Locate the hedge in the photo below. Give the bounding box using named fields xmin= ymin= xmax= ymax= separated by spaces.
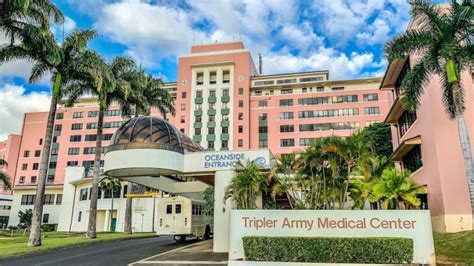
xmin=243 ymin=236 xmax=413 ymax=264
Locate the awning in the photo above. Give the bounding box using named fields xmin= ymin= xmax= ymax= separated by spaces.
xmin=379 ymin=57 xmax=408 ymax=90
xmin=390 ymin=135 xmax=422 ymax=161
xmin=384 ymin=97 xmax=404 ymax=123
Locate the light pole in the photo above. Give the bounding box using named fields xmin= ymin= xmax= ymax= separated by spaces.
xmin=141 ymin=213 xmax=144 ymax=232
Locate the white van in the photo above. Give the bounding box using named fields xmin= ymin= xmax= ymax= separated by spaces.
xmin=156 ymin=195 xmax=213 ymax=242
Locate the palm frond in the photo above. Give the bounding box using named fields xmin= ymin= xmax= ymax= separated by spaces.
xmin=400 ymin=59 xmax=431 ymax=112
xmin=384 ymin=30 xmax=433 ymax=62
xmin=29 ymin=61 xmax=50 ymax=84
xmin=409 ymin=0 xmax=446 ymax=33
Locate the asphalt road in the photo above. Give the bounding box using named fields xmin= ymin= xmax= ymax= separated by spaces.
xmin=0 ymin=236 xmax=191 ymax=266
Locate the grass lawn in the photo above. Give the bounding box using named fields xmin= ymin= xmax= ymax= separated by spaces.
xmin=0 ymin=231 xmax=156 ymax=259
xmin=434 ymin=230 xmax=474 ymax=264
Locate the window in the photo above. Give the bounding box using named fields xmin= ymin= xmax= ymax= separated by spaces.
xmin=299 ymin=122 xmax=359 ymax=132
xmin=196 ymin=91 xmax=203 ymax=98
xmin=87 ymin=123 xmax=97 ymax=129
xmin=43 ymin=194 xmax=55 ymax=205
xmin=180 ymin=128 xmax=185 ymax=133
xmin=195 ymin=116 xmax=202 ymax=123
xmin=209 ymin=103 xmax=215 ymax=110
xmin=238 ymin=139 xmax=243 ymax=147
xmin=238 ymin=88 xmax=243 ymax=95
xmin=331 ymin=86 xmax=344 ymax=91
xmin=195 ymin=104 xmax=202 ymax=111
xmin=222 ymin=102 xmax=229 ymax=109
xmin=280 ymin=139 xmax=295 ymax=147
xmin=56 ymin=113 xmax=64 ymax=119
xmin=123 ymin=185 xmax=128 ymax=198
xmin=180 ymin=116 xmax=185 ymax=123
xmin=22 ymin=163 xmax=27 ymax=170
xmin=175 ymin=204 xmax=182 ymax=214
xmin=21 ymin=195 xmax=35 ymax=205
xmin=258 ymin=100 xmax=267 ymax=107
xmin=364 ymin=107 xmax=380 ymax=115
xmin=208 ymin=128 xmax=215 ymax=135
xmin=281 ymin=89 xmax=293 ymax=94
xmin=39 ymin=138 xmax=43 ymax=145
xmin=208 ymin=141 xmax=214 ymax=149
xmin=49 ymin=162 xmax=57 ymax=169
xmin=196 ymin=72 xmax=204 ymax=85
xmin=403 ymin=145 xmax=423 ymax=172
xmin=332 ymin=95 xmax=358 ymax=103
xmin=208 ymin=115 xmax=215 ymax=122
xmin=181 ymin=104 xmax=186 ymax=111
xmin=68 ymin=148 xmax=80 ymax=155
xmin=67 ymin=161 xmax=78 ymax=166
xmin=238 ymin=126 xmax=243 ymax=133
xmin=299 ymin=96 xmax=329 ymax=105
xmin=195 ymin=128 xmax=201 ymax=135
xmin=238 ymin=100 xmax=243 ymax=108
xmin=85 ymin=134 xmax=97 ymax=141
xmin=105 ymin=110 xmax=121 ymax=117
xmin=255 ymin=91 xmax=262 ymax=96
xmin=78 ymin=211 xmax=82 ymax=222
xmin=32 ymin=163 xmax=39 ymax=170
xmin=181 ymin=91 xmax=187 ymax=99
xmin=221 ymin=140 xmax=228 ymax=149
xmin=56 ymin=194 xmax=62 ymax=205
xmin=70 ymin=135 xmax=82 ymax=142
xmin=316 ymin=86 xmax=324 ymax=92
xmin=280 ymin=112 xmax=294 ymax=119
xmin=277 ymin=79 xmax=296 ymax=84
xmin=259 ymin=126 xmax=268 ymax=133
xmin=302 ymin=88 xmax=308 ymax=93
xmin=238 ymin=113 xmax=243 ymax=120
xmin=23 ymin=150 xmax=30 ymax=157
xmin=80 ymin=188 xmax=88 ymax=201
xmin=222 ymin=114 xmax=229 ymax=121
xmin=104 ymin=121 xmax=124 ymax=128
xmin=222 ymin=127 xmax=229 ymax=134
xmin=47 ymin=175 xmax=55 ymax=183
xmin=88 ymin=111 xmax=98 ymax=117
xmin=71 ymin=123 xmax=83 ymax=130
xmin=209 ymin=71 xmax=217 ymax=84
xmin=51 ymin=147 xmax=58 ymax=155
xmin=43 ymin=214 xmax=49 ymax=223
xmin=209 ymin=90 xmax=216 ymax=97
xmin=279 ymin=99 xmax=293 ymax=106
xmin=223 ymin=70 xmax=230 ymax=83
xmin=300 ymin=77 xmax=324 ymax=82
xmin=259 ymin=140 xmax=268 ymax=148
xmin=258 ymin=113 xmax=267 ymax=121
xmin=31 ymin=176 xmax=37 ymax=184
xmin=54 ymin=124 xmax=62 ymax=131
xmin=299 ymin=108 xmax=359 ymax=119
xmin=166 ymin=204 xmax=173 ymax=214
xmin=300 ymin=138 xmax=316 ymax=146
xmin=363 ymin=93 xmax=379 ymax=102
xmin=73 ymin=112 xmax=83 ymax=118
xmin=222 ymin=89 xmax=229 ymax=96
xmin=34 ymin=150 xmax=41 ymax=157
xmin=19 ymin=176 xmax=25 ymax=184
xmin=280 ymin=125 xmax=294 ymax=133
xmin=398 ymin=110 xmax=417 ymax=137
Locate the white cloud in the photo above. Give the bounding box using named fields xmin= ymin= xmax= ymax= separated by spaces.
xmin=0 ymin=84 xmax=51 ymax=141
xmin=263 ymin=48 xmax=377 ymax=79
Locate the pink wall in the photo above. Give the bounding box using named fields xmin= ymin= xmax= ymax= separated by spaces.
xmin=191 ymin=42 xmax=245 ymax=53
xmin=0 ymin=134 xmax=21 ymax=194
xmin=249 ymin=88 xmax=390 ymax=155
xmin=387 ymin=56 xmax=473 ymax=216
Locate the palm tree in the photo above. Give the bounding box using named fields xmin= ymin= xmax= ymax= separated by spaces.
xmin=0 ymin=159 xmax=12 ymax=190
xmin=64 ymin=55 xmax=133 ymax=238
xmin=224 ymin=160 xmax=268 ymax=209
xmin=99 ymin=176 xmax=122 ymax=231
xmin=122 ymin=70 xmax=175 ymax=234
xmin=369 ymin=167 xmax=427 ymax=210
xmin=1 ymin=0 xmax=63 ymax=44
xmin=269 ymin=153 xmax=303 ymax=209
xmin=1 ymin=27 xmax=98 ymax=246
xmin=384 ymin=1 xmax=474 ymax=208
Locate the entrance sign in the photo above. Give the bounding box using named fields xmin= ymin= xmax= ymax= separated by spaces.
xmin=229 ymin=210 xmax=435 ymax=264
xmin=183 ymin=149 xmax=273 ymax=172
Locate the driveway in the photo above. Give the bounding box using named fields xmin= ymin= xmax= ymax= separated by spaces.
xmin=0 ymin=236 xmax=191 ymax=266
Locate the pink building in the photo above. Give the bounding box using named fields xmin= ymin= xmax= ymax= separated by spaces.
xmin=0 ymin=134 xmax=21 ymax=194
xmin=381 ymin=57 xmax=473 ymax=232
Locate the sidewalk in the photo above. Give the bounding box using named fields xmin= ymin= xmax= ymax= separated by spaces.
xmin=130 ymin=240 xmax=228 ymax=266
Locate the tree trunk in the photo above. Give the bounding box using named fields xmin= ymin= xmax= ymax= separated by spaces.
xmin=123 ymin=183 xmax=134 ymax=234
xmin=28 ymin=74 xmax=61 ymax=247
xmin=453 ymin=82 xmax=474 ymax=211
xmin=86 ymin=104 xmax=105 ymax=238
xmin=110 ymin=191 xmax=114 ymax=231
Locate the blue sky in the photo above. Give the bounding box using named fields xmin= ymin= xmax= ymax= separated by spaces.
xmin=0 ymin=0 xmax=436 ymax=139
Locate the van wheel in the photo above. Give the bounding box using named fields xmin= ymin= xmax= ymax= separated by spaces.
xmin=204 ymin=226 xmax=210 ymax=240
xmin=179 ymin=235 xmax=186 ymax=242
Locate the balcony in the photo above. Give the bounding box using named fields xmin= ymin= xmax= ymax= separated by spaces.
xmin=259 ymin=120 xmax=268 ymax=126
xmin=221 ymin=120 xmax=230 ymax=127
xmin=208 ymin=97 xmax=217 ymax=103
xmin=221 ymin=96 xmax=230 ymax=103
xmin=259 ymin=133 xmax=268 ymax=140
xmin=207 ymin=134 xmax=215 ymax=141
xmin=207 ymin=121 xmax=216 ymax=128
xmin=194 ymin=122 xmax=202 ymax=128
xmin=389 ymin=135 xmax=422 ymax=161
xmin=194 ymin=110 xmax=203 ymax=116
xmin=221 ymin=134 xmax=229 ymax=141
xmin=221 ymin=108 xmax=230 ymax=115
xmin=208 ymin=109 xmax=217 ymax=116
xmin=53 ymin=130 xmax=61 ymax=137
xmin=193 ymin=135 xmax=202 ymax=142
xmin=195 ymin=97 xmax=203 ymax=104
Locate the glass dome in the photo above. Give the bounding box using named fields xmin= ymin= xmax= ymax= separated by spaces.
xmin=107 ymin=116 xmax=203 ymax=154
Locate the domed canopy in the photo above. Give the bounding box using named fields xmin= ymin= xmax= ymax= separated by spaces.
xmin=107 ymin=116 xmax=203 ymax=154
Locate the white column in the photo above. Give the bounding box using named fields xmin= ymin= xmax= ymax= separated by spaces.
xmin=104 ymin=210 xmax=110 ymax=231
xmin=57 ymin=167 xmax=84 ymax=232
xmin=213 ymin=170 xmax=234 ymax=252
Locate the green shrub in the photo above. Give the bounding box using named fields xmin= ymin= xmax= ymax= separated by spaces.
xmin=243 ymin=236 xmax=413 ymax=264
xmin=41 ymin=224 xmax=58 ymax=232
